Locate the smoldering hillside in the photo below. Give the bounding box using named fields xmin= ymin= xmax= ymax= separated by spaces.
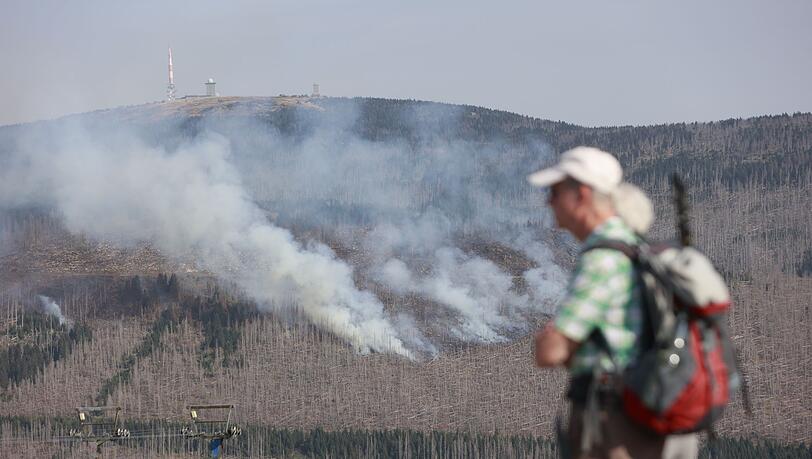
xmin=0 ymin=96 xmax=568 ymax=358
xmin=0 ymin=97 xmax=811 ymax=449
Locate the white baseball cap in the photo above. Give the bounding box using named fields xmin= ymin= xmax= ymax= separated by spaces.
xmin=527 ymin=146 xmax=622 ymax=193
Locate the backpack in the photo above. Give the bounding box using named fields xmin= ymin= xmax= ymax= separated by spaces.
xmin=583 ymin=240 xmax=745 ymax=435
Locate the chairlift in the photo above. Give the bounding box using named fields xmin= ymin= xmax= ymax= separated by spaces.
xmin=181 ymin=403 xmax=242 ymax=457
xmin=69 ymin=406 xmax=130 ymax=453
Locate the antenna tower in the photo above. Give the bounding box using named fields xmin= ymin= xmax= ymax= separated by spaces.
xmin=166 ymin=47 xmax=176 ymax=101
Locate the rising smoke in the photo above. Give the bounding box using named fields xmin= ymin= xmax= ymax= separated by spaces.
xmin=38 ymin=295 xmax=70 ymax=326
xmin=0 ymin=99 xmax=567 ymax=357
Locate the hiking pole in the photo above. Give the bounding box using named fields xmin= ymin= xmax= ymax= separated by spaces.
xmin=672 ymin=173 xmax=756 ymax=428
xmin=671 ymin=174 xmax=691 ymax=247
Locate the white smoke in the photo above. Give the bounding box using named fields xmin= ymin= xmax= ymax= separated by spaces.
xmin=0 ymin=99 xmax=569 ymax=355
xmin=38 ymin=295 xmax=70 ymax=326
xmin=207 ymin=105 xmax=570 ymax=346
xmin=514 ymin=235 xmax=569 ymax=312
xmin=363 ymin=215 xmax=565 ymax=343
xmin=2 ymin=124 xmax=415 ymax=358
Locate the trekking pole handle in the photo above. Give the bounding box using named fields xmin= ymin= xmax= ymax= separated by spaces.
xmin=671 ymin=173 xmax=692 ymax=247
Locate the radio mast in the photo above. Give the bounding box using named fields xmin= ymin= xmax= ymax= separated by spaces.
xmin=166 ymin=47 xmax=176 ymax=101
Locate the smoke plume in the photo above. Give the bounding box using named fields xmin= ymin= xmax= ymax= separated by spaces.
xmin=38 ymin=295 xmax=70 ymax=326
xmin=0 ymin=98 xmax=567 ymax=356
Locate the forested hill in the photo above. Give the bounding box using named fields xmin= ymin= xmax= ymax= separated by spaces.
xmin=0 ymin=97 xmax=810 ymax=454
xmin=1 ymin=96 xmax=810 ymax=321
xmin=343 ymin=98 xmax=812 ymax=190
xmin=2 ymin=96 xmax=810 ymax=291
xmin=5 ymin=96 xmax=808 ymax=191
xmin=536 ymin=112 xmax=812 ymax=190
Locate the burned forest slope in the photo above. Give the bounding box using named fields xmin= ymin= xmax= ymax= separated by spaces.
xmin=0 ymin=97 xmax=810 ymax=449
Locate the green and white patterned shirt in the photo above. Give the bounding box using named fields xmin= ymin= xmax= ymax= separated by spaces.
xmin=554 ymin=216 xmax=643 ymax=375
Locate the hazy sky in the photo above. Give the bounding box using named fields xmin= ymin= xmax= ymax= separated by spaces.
xmin=2 ymin=0 xmax=810 ymax=127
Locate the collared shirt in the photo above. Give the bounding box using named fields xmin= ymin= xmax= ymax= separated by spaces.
xmin=554 ymin=216 xmax=643 ymax=375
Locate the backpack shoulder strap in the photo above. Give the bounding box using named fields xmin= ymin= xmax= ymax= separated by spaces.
xmin=581 ymin=239 xmax=640 ymax=262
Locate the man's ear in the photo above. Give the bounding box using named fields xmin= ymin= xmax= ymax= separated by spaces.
xmin=575 ymin=182 xmax=592 ymax=204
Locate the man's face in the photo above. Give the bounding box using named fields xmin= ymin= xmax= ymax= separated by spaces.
xmin=548 ymin=179 xmax=581 ymax=234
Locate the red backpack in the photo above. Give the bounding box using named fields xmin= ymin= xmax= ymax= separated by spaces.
xmin=584 ymin=240 xmax=746 ymax=435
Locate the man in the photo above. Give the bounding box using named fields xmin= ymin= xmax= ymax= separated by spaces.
xmin=529 ymin=147 xmax=696 ymax=459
